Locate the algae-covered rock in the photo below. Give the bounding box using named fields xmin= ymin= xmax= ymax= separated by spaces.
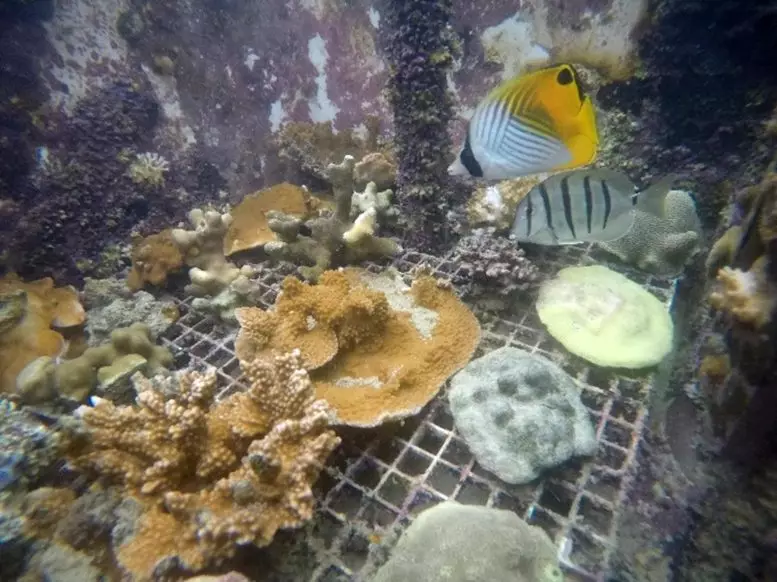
xmin=536 ymin=265 xmax=674 ymax=369
xmin=449 ymin=347 xmax=596 ymax=484
xmin=369 ymin=502 xmax=563 ymax=582
xmin=86 ymin=289 xmax=177 ymax=346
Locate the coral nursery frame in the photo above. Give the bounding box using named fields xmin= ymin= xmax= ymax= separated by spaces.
xmin=158 ymin=245 xmax=676 ymax=582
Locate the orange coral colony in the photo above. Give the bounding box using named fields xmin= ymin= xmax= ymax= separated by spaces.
xmin=0 ymin=273 xmax=86 ymax=395
xmin=234 ymin=268 xmax=481 ymax=427
xmin=223 ymin=182 xmax=310 ymax=256
xmin=126 ymin=229 xmax=184 ymax=291
xmin=68 ymin=351 xmax=340 ymax=579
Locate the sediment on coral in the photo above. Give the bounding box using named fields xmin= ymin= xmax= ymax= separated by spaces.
xmin=65 ymin=350 xmax=340 ymax=579
xmin=382 ymin=0 xmax=459 ymax=250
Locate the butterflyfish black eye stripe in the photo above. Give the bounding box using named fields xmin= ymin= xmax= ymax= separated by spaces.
xmin=526 ymin=191 xmax=533 ymax=237
xmin=460 ymin=134 xmax=483 ymax=177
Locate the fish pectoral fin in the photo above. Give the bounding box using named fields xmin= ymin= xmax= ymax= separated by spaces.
xmin=635 ymin=174 xmax=678 ymax=218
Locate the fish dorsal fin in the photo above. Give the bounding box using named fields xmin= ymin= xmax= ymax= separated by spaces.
xmin=634 ymin=174 xmax=678 ymax=218
xmin=586 ymin=169 xmax=636 ymax=195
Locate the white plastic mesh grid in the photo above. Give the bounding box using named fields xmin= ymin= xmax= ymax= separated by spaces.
xmin=157 ymin=245 xmax=676 ymax=582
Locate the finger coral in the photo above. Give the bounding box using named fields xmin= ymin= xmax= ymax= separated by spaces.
xmin=264 ymin=155 xmax=400 ymax=282
xmin=0 ymin=273 xmax=85 ymax=396
xmin=234 ymin=268 xmax=481 ymax=427
xmin=67 ymin=350 xmax=340 ymax=579
xmin=15 ymin=322 xmax=173 ymax=404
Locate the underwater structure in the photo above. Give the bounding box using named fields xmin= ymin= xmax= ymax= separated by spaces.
xmin=1 ymin=0 xmax=777 ymax=581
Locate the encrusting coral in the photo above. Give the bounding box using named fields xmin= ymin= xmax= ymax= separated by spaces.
xmin=223 ymin=182 xmax=311 ymax=257
xmin=14 ymin=322 xmax=173 ymax=404
xmin=0 ymin=273 xmax=86 ymax=396
xmin=264 ymin=155 xmax=401 ymax=282
xmin=234 ymin=268 xmax=481 ymax=427
xmin=536 ymin=265 xmax=674 ymax=369
xmin=66 ymin=350 xmax=340 ymax=579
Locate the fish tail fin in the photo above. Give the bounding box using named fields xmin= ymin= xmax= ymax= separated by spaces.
xmin=636 ymin=174 xmax=678 ymax=218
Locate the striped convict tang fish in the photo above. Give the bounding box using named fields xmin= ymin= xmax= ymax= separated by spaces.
xmin=448 ymin=64 xmax=599 ymax=181
xmin=510 ymin=169 xmax=676 ymax=245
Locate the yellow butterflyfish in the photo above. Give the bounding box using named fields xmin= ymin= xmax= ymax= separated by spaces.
xmin=448 ymin=64 xmax=599 ymax=180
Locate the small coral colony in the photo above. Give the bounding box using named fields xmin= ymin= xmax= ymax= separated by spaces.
xmin=0 ymin=61 xmax=769 ymax=580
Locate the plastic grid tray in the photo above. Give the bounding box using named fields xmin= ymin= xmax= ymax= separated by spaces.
xmin=157 ymin=246 xmax=676 ymax=582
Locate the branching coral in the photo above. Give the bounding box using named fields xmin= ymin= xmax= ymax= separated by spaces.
xmin=273 ymin=120 xmax=384 ymax=184
xmin=66 ymin=350 xmax=340 ymax=579
xmin=707 ymin=168 xmax=777 ymax=329
xmin=234 ymin=268 xmax=481 ymax=427
xmin=450 ymin=228 xmax=539 ymax=310
xmin=264 ymin=156 xmax=401 ymax=282
xmin=172 ymin=208 xmax=240 ymax=296
xmin=709 ymin=257 xmax=776 ymax=330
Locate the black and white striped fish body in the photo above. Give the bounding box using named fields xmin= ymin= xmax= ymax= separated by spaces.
xmin=460 ymin=103 xmax=572 ymax=180
xmin=510 ymin=169 xmax=674 ymax=246
xmin=448 ymin=64 xmax=599 ymax=180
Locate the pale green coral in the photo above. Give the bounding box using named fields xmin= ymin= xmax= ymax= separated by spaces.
xmin=127 ymin=152 xmax=169 ymax=186
xmin=536 ymin=265 xmax=674 ymax=369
